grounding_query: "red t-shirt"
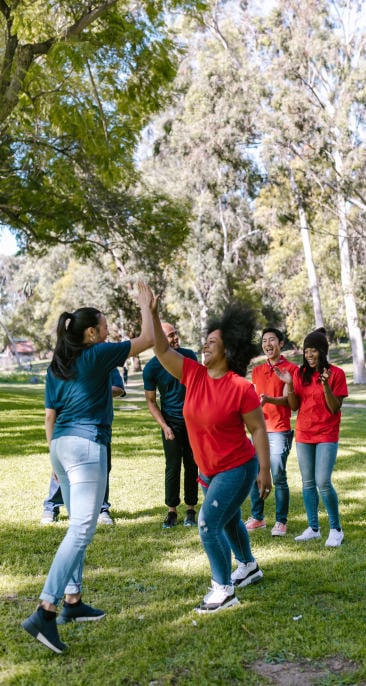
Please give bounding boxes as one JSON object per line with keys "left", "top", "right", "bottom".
{"left": 293, "top": 364, "right": 348, "bottom": 443}
{"left": 181, "top": 356, "right": 260, "bottom": 477}
{"left": 252, "top": 356, "right": 298, "bottom": 432}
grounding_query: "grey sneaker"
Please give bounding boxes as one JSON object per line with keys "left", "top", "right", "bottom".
{"left": 195, "top": 581, "right": 239, "bottom": 614}
{"left": 40, "top": 511, "right": 58, "bottom": 525}
{"left": 57, "top": 600, "right": 106, "bottom": 625}
{"left": 231, "top": 561, "right": 263, "bottom": 588}
{"left": 97, "top": 511, "right": 114, "bottom": 525}
{"left": 22, "top": 606, "right": 67, "bottom": 653}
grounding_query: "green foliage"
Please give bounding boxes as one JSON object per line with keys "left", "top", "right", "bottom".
{"left": 0, "top": 369, "right": 366, "bottom": 684}
{"left": 0, "top": 0, "right": 193, "bottom": 255}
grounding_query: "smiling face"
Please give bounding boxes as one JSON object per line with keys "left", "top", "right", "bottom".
{"left": 203, "top": 329, "right": 226, "bottom": 369}
{"left": 162, "top": 323, "right": 180, "bottom": 349}
{"left": 262, "top": 332, "right": 283, "bottom": 363}
{"left": 304, "top": 347, "right": 320, "bottom": 369}
{"left": 95, "top": 315, "right": 109, "bottom": 343}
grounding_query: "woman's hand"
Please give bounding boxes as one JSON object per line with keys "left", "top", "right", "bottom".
{"left": 137, "top": 280, "right": 154, "bottom": 309}
{"left": 257, "top": 469, "right": 272, "bottom": 500}
{"left": 274, "top": 367, "right": 293, "bottom": 384}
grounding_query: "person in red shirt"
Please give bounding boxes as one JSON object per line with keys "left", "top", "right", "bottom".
{"left": 246, "top": 328, "right": 298, "bottom": 536}
{"left": 150, "top": 297, "right": 271, "bottom": 614}
{"left": 275, "top": 328, "right": 348, "bottom": 547}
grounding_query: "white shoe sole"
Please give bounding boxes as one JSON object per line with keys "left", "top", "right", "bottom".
{"left": 235, "top": 569, "right": 263, "bottom": 588}
{"left": 194, "top": 596, "right": 240, "bottom": 614}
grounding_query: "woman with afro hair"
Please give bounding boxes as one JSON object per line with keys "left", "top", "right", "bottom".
{"left": 151, "top": 298, "right": 271, "bottom": 613}
{"left": 275, "top": 328, "right": 348, "bottom": 547}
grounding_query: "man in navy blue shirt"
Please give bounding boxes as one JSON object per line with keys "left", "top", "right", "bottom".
{"left": 143, "top": 322, "right": 198, "bottom": 528}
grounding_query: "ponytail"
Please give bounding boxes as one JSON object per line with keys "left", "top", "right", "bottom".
{"left": 51, "top": 307, "right": 101, "bottom": 380}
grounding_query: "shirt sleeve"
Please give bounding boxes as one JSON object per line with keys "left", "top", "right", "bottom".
{"left": 331, "top": 366, "right": 348, "bottom": 397}
{"left": 142, "top": 359, "right": 156, "bottom": 391}
{"left": 45, "top": 369, "right": 55, "bottom": 409}
{"left": 240, "top": 382, "right": 261, "bottom": 414}
{"left": 111, "top": 367, "right": 124, "bottom": 389}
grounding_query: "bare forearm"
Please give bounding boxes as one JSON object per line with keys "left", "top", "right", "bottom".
{"left": 261, "top": 394, "right": 289, "bottom": 407}
{"left": 252, "top": 426, "right": 270, "bottom": 473}
{"left": 152, "top": 311, "right": 170, "bottom": 355}
{"left": 286, "top": 383, "right": 300, "bottom": 411}
{"left": 146, "top": 400, "right": 169, "bottom": 430}
{"left": 323, "top": 386, "right": 341, "bottom": 413}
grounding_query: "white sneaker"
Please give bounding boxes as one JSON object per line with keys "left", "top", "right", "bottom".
{"left": 295, "top": 526, "right": 321, "bottom": 541}
{"left": 325, "top": 529, "right": 344, "bottom": 547}
{"left": 97, "top": 511, "right": 114, "bottom": 525}
{"left": 231, "top": 561, "right": 263, "bottom": 588}
{"left": 195, "top": 580, "right": 239, "bottom": 614}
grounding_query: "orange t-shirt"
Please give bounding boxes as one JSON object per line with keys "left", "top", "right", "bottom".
{"left": 252, "top": 356, "right": 298, "bottom": 432}
{"left": 181, "top": 357, "right": 259, "bottom": 477}
{"left": 293, "top": 365, "right": 348, "bottom": 443}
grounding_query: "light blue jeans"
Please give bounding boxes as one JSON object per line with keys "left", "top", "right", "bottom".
{"left": 40, "top": 436, "right": 107, "bottom": 605}
{"left": 250, "top": 430, "right": 293, "bottom": 524}
{"left": 198, "top": 459, "right": 258, "bottom": 586}
{"left": 296, "top": 442, "right": 340, "bottom": 530}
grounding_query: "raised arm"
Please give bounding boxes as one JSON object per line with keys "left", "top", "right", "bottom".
{"left": 129, "top": 280, "right": 154, "bottom": 358}
{"left": 150, "top": 296, "right": 184, "bottom": 381}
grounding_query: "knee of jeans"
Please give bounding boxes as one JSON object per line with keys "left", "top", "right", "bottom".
{"left": 272, "top": 470, "right": 287, "bottom": 487}
{"left": 317, "top": 479, "right": 332, "bottom": 492}
{"left": 68, "top": 522, "right": 96, "bottom": 546}
{"left": 302, "top": 479, "right": 316, "bottom": 490}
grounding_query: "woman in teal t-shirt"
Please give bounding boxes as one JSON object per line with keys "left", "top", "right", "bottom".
{"left": 22, "top": 281, "right": 153, "bottom": 654}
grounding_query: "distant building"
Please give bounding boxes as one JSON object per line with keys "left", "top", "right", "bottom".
{"left": 0, "top": 339, "right": 35, "bottom": 368}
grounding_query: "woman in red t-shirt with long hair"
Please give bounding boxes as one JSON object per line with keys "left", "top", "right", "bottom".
{"left": 151, "top": 297, "right": 271, "bottom": 614}
{"left": 275, "top": 328, "right": 348, "bottom": 547}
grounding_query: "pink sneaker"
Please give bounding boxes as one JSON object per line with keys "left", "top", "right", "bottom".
{"left": 271, "top": 522, "right": 287, "bottom": 536}
{"left": 245, "top": 517, "right": 266, "bottom": 530}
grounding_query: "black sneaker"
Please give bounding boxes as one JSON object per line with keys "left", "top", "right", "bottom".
{"left": 57, "top": 600, "right": 106, "bottom": 624}
{"left": 184, "top": 509, "right": 197, "bottom": 527}
{"left": 162, "top": 511, "right": 178, "bottom": 529}
{"left": 22, "top": 606, "right": 67, "bottom": 654}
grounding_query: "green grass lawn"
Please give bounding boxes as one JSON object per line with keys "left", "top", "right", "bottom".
{"left": 0, "top": 369, "right": 365, "bottom": 685}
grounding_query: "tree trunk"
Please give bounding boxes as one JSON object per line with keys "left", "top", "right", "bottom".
{"left": 336, "top": 188, "right": 366, "bottom": 383}
{"left": 290, "top": 173, "right": 324, "bottom": 329}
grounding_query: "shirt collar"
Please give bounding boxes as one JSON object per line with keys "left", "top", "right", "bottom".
{"left": 266, "top": 355, "right": 286, "bottom": 372}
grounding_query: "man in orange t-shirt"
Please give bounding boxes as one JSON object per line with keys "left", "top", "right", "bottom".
{"left": 246, "top": 328, "right": 297, "bottom": 536}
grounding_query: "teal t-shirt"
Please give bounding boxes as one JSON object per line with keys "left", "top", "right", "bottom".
{"left": 142, "top": 347, "right": 197, "bottom": 419}
{"left": 45, "top": 341, "right": 130, "bottom": 445}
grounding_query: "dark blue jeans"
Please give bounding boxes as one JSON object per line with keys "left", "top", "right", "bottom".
{"left": 198, "top": 459, "right": 258, "bottom": 586}
{"left": 250, "top": 430, "right": 293, "bottom": 524}
{"left": 43, "top": 443, "right": 112, "bottom": 514}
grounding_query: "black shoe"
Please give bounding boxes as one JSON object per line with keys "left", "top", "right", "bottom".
{"left": 22, "top": 606, "right": 67, "bottom": 654}
{"left": 57, "top": 600, "right": 106, "bottom": 624}
{"left": 162, "top": 511, "right": 178, "bottom": 529}
{"left": 184, "top": 509, "right": 197, "bottom": 527}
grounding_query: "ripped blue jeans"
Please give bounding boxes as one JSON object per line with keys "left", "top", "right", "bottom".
{"left": 198, "top": 458, "right": 258, "bottom": 586}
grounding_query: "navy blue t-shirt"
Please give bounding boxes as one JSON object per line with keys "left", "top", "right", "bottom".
{"left": 142, "top": 347, "right": 197, "bottom": 419}
{"left": 45, "top": 341, "right": 130, "bottom": 445}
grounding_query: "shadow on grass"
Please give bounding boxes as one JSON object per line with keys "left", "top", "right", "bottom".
{"left": 1, "top": 492, "right": 366, "bottom": 686}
